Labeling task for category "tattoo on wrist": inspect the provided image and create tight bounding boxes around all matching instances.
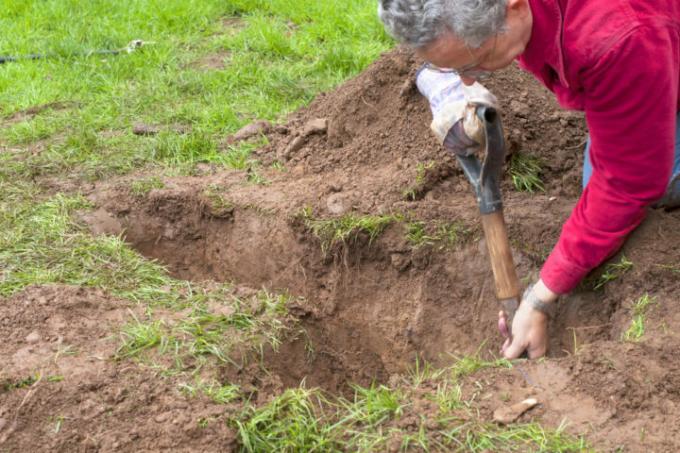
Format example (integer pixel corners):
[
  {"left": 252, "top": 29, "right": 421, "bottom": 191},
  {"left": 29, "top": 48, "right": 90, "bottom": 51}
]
[{"left": 523, "top": 284, "right": 557, "bottom": 319}]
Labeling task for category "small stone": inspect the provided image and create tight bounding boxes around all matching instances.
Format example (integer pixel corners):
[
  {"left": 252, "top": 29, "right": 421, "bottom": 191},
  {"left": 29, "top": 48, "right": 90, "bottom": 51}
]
[
  {"left": 509, "top": 100, "right": 530, "bottom": 117},
  {"left": 493, "top": 398, "right": 539, "bottom": 424},
  {"left": 326, "top": 193, "right": 348, "bottom": 215},
  {"left": 25, "top": 331, "right": 41, "bottom": 344},
  {"left": 390, "top": 253, "right": 410, "bottom": 272},
  {"left": 0, "top": 417, "right": 7, "bottom": 430},
  {"left": 155, "top": 412, "right": 170, "bottom": 423}
]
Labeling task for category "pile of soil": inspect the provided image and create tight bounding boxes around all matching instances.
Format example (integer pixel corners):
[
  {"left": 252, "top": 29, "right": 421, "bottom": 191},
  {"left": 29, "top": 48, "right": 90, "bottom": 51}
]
[{"left": 3, "top": 47, "right": 680, "bottom": 451}]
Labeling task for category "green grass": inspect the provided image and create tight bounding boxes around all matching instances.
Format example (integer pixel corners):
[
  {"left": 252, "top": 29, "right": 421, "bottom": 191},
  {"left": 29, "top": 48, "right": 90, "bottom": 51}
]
[
  {"left": 1, "top": 0, "right": 391, "bottom": 182},
  {"left": 201, "top": 185, "right": 235, "bottom": 217},
  {"left": 405, "top": 220, "right": 471, "bottom": 249},
  {"left": 402, "top": 161, "right": 436, "bottom": 201},
  {"left": 116, "top": 289, "right": 294, "bottom": 371},
  {"left": 622, "top": 293, "right": 655, "bottom": 342},
  {"left": 130, "top": 176, "right": 165, "bottom": 196},
  {"left": 593, "top": 255, "right": 633, "bottom": 290},
  {"left": 509, "top": 152, "right": 545, "bottom": 193},
  {"left": 2, "top": 374, "right": 39, "bottom": 392},
  {"left": 232, "top": 355, "right": 589, "bottom": 453},
  {"left": 179, "top": 379, "right": 241, "bottom": 404},
  {"left": 300, "top": 208, "right": 397, "bottom": 254}
]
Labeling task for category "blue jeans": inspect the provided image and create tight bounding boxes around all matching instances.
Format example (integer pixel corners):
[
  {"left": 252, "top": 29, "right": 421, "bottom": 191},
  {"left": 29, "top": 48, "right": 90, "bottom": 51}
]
[{"left": 583, "top": 112, "right": 680, "bottom": 206}]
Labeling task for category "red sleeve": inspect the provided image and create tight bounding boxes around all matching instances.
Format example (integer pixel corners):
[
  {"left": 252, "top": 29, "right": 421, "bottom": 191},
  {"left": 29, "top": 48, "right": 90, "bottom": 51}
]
[{"left": 540, "top": 26, "right": 679, "bottom": 294}]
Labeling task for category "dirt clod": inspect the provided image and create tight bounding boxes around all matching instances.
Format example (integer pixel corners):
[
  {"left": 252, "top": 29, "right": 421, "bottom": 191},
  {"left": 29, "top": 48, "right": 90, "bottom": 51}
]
[
  {"left": 301, "top": 117, "right": 328, "bottom": 137},
  {"left": 227, "top": 120, "right": 272, "bottom": 144}
]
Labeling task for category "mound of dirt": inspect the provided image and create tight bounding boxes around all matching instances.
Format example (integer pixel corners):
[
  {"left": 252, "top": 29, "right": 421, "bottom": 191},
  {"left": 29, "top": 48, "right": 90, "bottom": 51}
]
[{"left": 5, "top": 47, "right": 680, "bottom": 451}]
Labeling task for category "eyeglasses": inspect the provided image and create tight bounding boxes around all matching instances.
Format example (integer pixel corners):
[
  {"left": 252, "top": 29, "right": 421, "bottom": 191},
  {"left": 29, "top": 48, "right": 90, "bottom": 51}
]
[
  {"left": 423, "top": 62, "right": 492, "bottom": 80},
  {"left": 424, "top": 35, "right": 497, "bottom": 80}
]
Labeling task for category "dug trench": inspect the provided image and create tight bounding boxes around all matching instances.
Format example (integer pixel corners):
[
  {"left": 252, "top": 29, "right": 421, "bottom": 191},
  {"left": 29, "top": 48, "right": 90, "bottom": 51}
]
[
  {"left": 80, "top": 48, "right": 680, "bottom": 449},
  {"left": 88, "top": 183, "right": 610, "bottom": 395},
  {"left": 87, "top": 48, "right": 673, "bottom": 384}
]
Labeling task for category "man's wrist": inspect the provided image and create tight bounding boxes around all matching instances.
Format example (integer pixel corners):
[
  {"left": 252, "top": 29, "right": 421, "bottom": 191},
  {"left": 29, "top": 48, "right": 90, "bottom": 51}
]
[
  {"left": 533, "top": 279, "right": 559, "bottom": 304},
  {"left": 524, "top": 283, "right": 557, "bottom": 319}
]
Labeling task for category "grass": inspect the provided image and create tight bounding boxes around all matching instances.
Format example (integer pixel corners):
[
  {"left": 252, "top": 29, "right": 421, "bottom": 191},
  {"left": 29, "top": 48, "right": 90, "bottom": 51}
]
[
  {"left": 231, "top": 354, "right": 589, "bottom": 452},
  {"left": 622, "top": 293, "right": 655, "bottom": 342},
  {"left": 1, "top": 0, "right": 391, "bottom": 182},
  {"left": 236, "top": 387, "right": 339, "bottom": 452},
  {"left": 300, "top": 207, "right": 397, "bottom": 255},
  {"left": 405, "top": 220, "right": 471, "bottom": 249},
  {"left": 116, "top": 289, "right": 294, "bottom": 371},
  {"left": 403, "top": 161, "right": 436, "bottom": 201},
  {"left": 509, "top": 152, "right": 545, "bottom": 193},
  {"left": 593, "top": 255, "right": 633, "bottom": 290},
  {"left": 179, "top": 379, "right": 241, "bottom": 404},
  {"left": 2, "top": 374, "right": 39, "bottom": 392},
  {"left": 130, "top": 175, "right": 165, "bottom": 196},
  {"left": 201, "top": 185, "right": 235, "bottom": 217}
]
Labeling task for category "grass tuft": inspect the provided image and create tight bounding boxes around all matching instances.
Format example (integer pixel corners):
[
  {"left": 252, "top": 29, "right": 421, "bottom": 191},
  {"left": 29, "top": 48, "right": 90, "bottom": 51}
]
[
  {"left": 130, "top": 176, "right": 165, "bottom": 197},
  {"left": 300, "top": 208, "right": 396, "bottom": 254},
  {"left": 231, "top": 353, "right": 587, "bottom": 452},
  {"left": 405, "top": 220, "right": 471, "bottom": 249},
  {"left": 201, "top": 185, "right": 234, "bottom": 217},
  {"left": 116, "top": 289, "right": 293, "bottom": 371},
  {"left": 402, "top": 161, "right": 436, "bottom": 201},
  {"left": 593, "top": 255, "right": 633, "bottom": 290},
  {"left": 179, "top": 380, "right": 241, "bottom": 405},
  {"left": 235, "top": 388, "right": 338, "bottom": 453},
  {"left": 622, "top": 293, "right": 655, "bottom": 342},
  {"left": 509, "top": 152, "right": 545, "bottom": 193}
]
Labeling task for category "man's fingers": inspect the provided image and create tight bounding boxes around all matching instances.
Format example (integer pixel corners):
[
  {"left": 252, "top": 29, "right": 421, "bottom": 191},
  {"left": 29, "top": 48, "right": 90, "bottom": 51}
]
[
  {"left": 527, "top": 344, "right": 548, "bottom": 359},
  {"left": 498, "top": 310, "right": 509, "bottom": 338},
  {"left": 502, "top": 339, "right": 527, "bottom": 359},
  {"left": 500, "top": 337, "right": 511, "bottom": 354}
]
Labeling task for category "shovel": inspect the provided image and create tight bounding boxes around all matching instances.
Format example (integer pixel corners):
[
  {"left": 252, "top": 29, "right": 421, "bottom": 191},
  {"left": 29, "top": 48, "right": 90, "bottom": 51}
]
[{"left": 450, "top": 105, "right": 521, "bottom": 338}]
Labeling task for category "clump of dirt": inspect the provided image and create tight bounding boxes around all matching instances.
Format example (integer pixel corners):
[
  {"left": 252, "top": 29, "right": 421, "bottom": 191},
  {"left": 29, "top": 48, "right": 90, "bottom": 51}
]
[{"left": 5, "top": 47, "right": 680, "bottom": 451}]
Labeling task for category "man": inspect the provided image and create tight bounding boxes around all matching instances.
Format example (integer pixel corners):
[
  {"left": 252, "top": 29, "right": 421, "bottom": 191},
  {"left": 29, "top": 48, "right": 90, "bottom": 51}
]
[{"left": 378, "top": 0, "right": 680, "bottom": 358}]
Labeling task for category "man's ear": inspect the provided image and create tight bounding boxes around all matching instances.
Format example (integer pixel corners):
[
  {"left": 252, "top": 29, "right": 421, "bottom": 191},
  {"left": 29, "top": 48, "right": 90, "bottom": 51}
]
[{"left": 506, "top": 0, "right": 531, "bottom": 19}]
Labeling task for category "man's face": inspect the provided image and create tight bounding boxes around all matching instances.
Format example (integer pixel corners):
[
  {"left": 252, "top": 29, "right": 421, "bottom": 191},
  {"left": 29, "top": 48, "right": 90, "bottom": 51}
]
[{"left": 416, "top": 0, "right": 533, "bottom": 85}]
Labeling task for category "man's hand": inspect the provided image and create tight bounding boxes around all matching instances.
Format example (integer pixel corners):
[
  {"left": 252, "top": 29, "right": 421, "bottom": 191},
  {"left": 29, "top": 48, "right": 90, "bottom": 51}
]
[
  {"left": 415, "top": 67, "right": 498, "bottom": 155},
  {"left": 500, "top": 279, "right": 558, "bottom": 359}
]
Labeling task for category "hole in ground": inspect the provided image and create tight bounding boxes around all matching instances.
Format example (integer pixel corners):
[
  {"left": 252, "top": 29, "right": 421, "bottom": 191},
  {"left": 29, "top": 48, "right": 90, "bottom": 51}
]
[{"left": 90, "top": 188, "right": 616, "bottom": 392}]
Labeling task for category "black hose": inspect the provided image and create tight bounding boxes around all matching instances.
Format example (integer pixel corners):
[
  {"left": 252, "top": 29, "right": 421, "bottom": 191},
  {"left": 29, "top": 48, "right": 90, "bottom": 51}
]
[{"left": 0, "top": 40, "right": 146, "bottom": 65}]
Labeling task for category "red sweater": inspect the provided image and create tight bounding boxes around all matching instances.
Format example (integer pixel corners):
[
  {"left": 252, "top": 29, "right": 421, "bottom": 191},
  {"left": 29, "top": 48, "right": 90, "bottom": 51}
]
[{"left": 517, "top": 0, "right": 680, "bottom": 294}]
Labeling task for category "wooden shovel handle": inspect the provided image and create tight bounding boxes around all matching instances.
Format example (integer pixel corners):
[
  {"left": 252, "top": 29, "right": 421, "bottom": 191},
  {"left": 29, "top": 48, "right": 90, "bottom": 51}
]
[{"left": 481, "top": 211, "right": 520, "bottom": 302}]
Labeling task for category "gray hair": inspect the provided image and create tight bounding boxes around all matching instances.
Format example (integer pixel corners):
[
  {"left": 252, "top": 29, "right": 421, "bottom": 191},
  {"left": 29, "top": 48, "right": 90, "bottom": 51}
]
[{"left": 378, "top": 0, "right": 507, "bottom": 49}]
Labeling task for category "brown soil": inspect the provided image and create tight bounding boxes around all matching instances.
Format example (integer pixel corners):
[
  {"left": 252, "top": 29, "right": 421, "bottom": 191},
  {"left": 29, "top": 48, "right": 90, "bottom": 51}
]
[
  {"left": 3, "top": 47, "right": 680, "bottom": 451},
  {"left": 0, "top": 286, "right": 238, "bottom": 452}
]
